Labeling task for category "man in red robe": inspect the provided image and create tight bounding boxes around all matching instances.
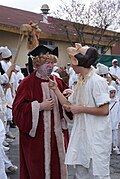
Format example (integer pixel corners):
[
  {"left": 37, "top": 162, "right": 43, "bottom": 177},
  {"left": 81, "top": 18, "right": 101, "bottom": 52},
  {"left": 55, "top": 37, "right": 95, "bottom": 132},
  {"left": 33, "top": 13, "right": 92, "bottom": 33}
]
[{"left": 12, "top": 45, "right": 70, "bottom": 179}]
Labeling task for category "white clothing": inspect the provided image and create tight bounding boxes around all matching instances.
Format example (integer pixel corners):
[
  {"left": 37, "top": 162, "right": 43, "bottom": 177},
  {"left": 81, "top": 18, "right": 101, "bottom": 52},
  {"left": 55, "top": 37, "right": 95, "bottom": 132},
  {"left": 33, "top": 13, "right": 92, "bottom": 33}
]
[
  {"left": 0, "top": 85, "right": 7, "bottom": 123},
  {"left": 75, "top": 160, "right": 111, "bottom": 179},
  {"left": 13, "top": 71, "right": 24, "bottom": 92},
  {"left": 0, "top": 73, "right": 9, "bottom": 85},
  {"left": 109, "top": 66, "right": 120, "bottom": 79},
  {"left": 65, "top": 68, "right": 112, "bottom": 176},
  {"left": 0, "top": 148, "right": 7, "bottom": 179},
  {"left": 112, "top": 129, "right": 119, "bottom": 147},
  {"left": 109, "top": 98, "right": 120, "bottom": 129},
  {"left": 0, "top": 61, "right": 14, "bottom": 121},
  {"left": 1, "top": 147, "right": 12, "bottom": 169},
  {"left": 0, "top": 119, "right": 5, "bottom": 144},
  {"left": 0, "top": 120, "right": 7, "bottom": 179},
  {"left": 66, "top": 66, "right": 76, "bottom": 89},
  {"left": 0, "top": 73, "right": 9, "bottom": 123},
  {"left": 51, "top": 71, "right": 61, "bottom": 78}
]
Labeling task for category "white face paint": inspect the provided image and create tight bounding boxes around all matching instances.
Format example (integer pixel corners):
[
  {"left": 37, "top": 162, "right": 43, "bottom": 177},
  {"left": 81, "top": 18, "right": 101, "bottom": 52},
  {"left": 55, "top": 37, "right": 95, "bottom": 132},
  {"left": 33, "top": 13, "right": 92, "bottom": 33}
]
[{"left": 38, "top": 62, "right": 54, "bottom": 77}]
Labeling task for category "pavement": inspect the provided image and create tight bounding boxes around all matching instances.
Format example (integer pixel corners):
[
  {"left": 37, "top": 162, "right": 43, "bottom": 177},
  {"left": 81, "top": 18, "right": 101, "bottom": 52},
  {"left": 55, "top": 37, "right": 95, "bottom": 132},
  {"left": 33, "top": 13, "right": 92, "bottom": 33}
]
[{"left": 6, "top": 127, "right": 120, "bottom": 179}]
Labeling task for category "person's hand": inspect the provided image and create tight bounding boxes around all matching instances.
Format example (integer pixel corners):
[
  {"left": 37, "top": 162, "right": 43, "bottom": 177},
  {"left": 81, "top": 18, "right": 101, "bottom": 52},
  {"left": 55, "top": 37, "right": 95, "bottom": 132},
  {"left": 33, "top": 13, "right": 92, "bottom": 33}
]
[
  {"left": 2, "top": 82, "right": 11, "bottom": 90},
  {"left": 63, "top": 102, "right": 71, "bottom": 112},
  {"left": 63, "top": 89, "right": 73, "bottom": 98},
  {"left": 40, "top": 98, "right": 54, "bottom": 111},
  {"left": 70, "top": 104, "right": 84, "bottom": 114},
  {"left": 48, "top": 76, "right": 58, "bottom": 91}
]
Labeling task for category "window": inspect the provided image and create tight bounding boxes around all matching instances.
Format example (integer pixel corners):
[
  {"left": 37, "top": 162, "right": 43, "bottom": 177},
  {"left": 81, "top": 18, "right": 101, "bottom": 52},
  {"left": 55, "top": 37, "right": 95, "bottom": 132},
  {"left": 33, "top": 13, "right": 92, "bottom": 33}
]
[{"left": 38, "top": 40, "right": 55, "bottom": 46}]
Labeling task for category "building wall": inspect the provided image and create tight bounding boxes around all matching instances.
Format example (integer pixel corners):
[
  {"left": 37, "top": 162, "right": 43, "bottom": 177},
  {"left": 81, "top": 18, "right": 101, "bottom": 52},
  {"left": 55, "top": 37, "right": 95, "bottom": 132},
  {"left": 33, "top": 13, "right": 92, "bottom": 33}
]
[
  {"left": 0, "top": 31, "right": 70, "bottom": 68},
  {"left": 55, "top": 41, "right": 71, "bottom": 67},
  {"left": 1, "top": 30, "right": 115, "bottom": 69},
  {"left": 0, "top": 31, "right": 29, "bottom": 67},
  {"left": 112, "top": 43, "right": 120, "bottom": 55}
]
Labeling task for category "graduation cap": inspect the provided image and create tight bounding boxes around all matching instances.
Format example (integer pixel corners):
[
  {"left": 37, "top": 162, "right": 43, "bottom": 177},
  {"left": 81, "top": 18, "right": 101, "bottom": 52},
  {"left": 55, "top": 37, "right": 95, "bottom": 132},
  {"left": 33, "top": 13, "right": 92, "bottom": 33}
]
[
  {"left": 27, "top": 45, "right": 58, "bottom": 74},
  {"left": 28, "top": 45, "right": 58, "bottom": 57}
]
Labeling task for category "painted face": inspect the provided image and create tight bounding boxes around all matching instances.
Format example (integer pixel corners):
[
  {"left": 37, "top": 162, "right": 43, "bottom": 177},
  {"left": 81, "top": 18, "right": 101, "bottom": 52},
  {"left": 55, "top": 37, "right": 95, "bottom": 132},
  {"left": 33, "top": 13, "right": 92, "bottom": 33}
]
[{"left": 39, "top": 61, "right": 54, "bottom": 77}]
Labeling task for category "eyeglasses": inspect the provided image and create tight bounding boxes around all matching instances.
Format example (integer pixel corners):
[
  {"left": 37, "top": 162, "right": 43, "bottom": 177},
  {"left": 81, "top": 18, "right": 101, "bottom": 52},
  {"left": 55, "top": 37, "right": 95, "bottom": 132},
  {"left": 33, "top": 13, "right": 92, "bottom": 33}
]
[{"left": 100, "top": 74, "right": 107, "bottom": 77}]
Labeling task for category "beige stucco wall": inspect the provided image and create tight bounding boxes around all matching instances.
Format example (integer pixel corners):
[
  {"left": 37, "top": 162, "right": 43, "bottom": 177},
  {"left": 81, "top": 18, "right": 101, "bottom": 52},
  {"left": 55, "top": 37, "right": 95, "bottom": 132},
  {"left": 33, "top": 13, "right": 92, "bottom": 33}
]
[
  {"left": 0, "top": 31, "right": 29, "bottom": 67},
  {"left": 0, "top": 31, "right": 70, "bottom": 68},
  {"left": 105, "top": 48, "right": 111, "bottom": 55},
  {"left": 55, "top": 41, "right": 71, "bottom": 67}
]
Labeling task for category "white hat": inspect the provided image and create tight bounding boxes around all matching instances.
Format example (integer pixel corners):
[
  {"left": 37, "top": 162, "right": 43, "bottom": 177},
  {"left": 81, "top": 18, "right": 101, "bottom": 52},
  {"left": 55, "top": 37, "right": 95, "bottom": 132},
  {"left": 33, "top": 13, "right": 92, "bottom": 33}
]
[
  {"left": 108, "top": 85, "right": 116, "bottom": 92},
  {"left": 96, "top": 63, "right": 109, "bottom": 75},
  {"left": 1, "top": 46, "right": 12, "bottom": 59},
  {"left": 112, "top": 59, "right": 118, "bottom": 63},
  {"left": 15, "top": 65, "right": 21, "bottom": 72}
]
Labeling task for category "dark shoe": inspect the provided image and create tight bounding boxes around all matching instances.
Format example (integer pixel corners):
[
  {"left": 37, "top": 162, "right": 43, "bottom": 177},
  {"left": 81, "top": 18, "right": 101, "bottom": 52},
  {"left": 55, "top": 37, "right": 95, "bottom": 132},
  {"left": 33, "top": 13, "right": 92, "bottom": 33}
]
[{"left": 10, "top": 122, "right": 16, "bottom": 128}]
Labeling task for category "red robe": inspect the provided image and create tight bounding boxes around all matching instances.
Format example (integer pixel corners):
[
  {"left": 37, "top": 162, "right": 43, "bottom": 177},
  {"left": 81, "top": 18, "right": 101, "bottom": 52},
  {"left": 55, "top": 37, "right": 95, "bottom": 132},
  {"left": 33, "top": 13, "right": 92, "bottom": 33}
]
[{"left": 12, "top": 72, "right": 69, "bottom": 179}]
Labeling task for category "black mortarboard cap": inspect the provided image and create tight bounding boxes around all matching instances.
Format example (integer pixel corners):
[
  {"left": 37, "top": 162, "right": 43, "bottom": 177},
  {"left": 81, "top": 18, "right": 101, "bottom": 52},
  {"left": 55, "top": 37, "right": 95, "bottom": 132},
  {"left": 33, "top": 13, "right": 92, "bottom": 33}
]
[
  {"left": 28, "top": 45, "right": 58, "bottom": 57},
  {"left": 27, "top": 45, "right": 58, "bottom": 74}
]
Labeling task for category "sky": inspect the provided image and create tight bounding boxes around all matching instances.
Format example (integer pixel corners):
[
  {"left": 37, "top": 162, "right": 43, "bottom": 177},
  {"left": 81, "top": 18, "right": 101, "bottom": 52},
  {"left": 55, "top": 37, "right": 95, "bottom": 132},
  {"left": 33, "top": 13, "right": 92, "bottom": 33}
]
[
  {"left": 0, "top": 0, "right": 91, "bottom": 14},
  {"left": 0, "top": 0, "right": 67, "bottom": 13}
]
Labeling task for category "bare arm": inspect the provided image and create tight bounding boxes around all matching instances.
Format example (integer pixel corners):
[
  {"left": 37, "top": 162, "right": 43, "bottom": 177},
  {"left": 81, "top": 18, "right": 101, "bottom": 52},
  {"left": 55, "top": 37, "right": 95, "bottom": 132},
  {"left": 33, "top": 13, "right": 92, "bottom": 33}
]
[
  {"left": 49, "top": 77, "right": 109, "bottom": 116},
  {"left": 69, "top": 103, "right": 109, "bottom": 116}
]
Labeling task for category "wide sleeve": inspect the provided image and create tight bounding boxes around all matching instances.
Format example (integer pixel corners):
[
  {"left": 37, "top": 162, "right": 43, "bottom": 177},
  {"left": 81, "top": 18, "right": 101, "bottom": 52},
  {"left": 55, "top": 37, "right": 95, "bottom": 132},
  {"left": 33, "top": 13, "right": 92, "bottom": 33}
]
[
  {"left": 92, "top": 78, "right": 110, "bottom": 107},
  {"left": 12, "top": 78, "right": 35, "bottom": 134}
]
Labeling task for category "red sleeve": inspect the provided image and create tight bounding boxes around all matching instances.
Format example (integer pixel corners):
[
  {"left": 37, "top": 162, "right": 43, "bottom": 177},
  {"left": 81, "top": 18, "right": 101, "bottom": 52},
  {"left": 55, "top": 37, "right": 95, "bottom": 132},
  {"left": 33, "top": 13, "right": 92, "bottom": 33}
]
[{"left": 12, "top": 77, "right": 34, "bottom": 134}]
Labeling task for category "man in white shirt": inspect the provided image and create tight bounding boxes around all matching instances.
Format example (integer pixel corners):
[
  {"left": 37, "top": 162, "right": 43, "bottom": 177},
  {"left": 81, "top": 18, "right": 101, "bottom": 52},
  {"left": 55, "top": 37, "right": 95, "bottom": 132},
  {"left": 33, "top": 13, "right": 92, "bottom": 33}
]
[
  {"left": 109, "top": 59, "right": 120, "bottom": 79},
  {"left": 49, "top": 43, "right": 112, "bottom": 179}
]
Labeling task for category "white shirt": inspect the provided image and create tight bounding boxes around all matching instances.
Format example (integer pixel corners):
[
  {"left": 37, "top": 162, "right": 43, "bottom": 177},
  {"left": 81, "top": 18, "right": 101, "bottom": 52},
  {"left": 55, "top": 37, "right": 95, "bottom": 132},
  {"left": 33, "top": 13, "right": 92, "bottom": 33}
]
[
  {"left": 109, "top": 97, "right": 120, "bottom": 129},
  {"left": 109, "top": 66, "right": 120, "bottom": 79},
  {"left": 65, "top": 68, "right": 112, "bottom": 176}
]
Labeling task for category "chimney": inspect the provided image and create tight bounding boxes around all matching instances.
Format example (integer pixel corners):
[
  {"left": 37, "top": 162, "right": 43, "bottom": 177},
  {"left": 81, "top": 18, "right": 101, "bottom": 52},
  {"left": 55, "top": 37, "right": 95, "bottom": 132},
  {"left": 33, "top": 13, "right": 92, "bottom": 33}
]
[{"left": 41, "top": 4, "right": 50, "bottom": 23}]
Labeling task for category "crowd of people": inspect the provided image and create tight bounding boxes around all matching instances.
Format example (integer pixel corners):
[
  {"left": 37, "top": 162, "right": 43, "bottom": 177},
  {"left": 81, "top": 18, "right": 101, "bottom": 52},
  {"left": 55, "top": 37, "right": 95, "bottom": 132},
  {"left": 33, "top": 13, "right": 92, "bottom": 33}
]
[{"left": 0, "top": 43, "right": 120, "bottom": 179}]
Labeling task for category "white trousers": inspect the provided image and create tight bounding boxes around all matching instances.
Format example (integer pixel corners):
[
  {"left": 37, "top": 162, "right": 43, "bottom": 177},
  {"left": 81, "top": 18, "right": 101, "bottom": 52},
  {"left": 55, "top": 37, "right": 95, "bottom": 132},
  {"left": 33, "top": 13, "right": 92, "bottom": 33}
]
[
  {"left": 0, "top": 147, "right": 7, "bottom": 179},
  {"left": 74, "top": 160, "right": 111, "bottom": 179},
  {"left": 112, "top": 129, "right": 119, "bottom": 147},
  {"left": 0, "top": 120, "right": 7, "bottom": 179}
]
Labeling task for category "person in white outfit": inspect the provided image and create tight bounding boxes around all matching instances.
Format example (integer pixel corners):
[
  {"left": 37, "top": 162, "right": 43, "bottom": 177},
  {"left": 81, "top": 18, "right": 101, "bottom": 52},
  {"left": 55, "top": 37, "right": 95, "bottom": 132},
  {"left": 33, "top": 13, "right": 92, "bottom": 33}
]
[
  {"left": 51, "top": 66, "right": 61, "bottom": 78},
  {"left": 66, "top": 63, "right": 77, "bottom": 89},
  {"left": 0, "top": 62, "right": 17, "bottom": 178},
  {"left": 96, "top": 63, "right": 119, "bottom": 90},
  {"left": 0, "top": 46, "right": 15, "bottom": 140},
  {"left": 108, "top": 85, "right": 120, "bottom": 155},
  {"left": 109, "top": 59, "right": 120, "bottom": 99},
  {"left": 49, "top": 43, "right": 112, "bottom": 179},
  {"left": 109, "top": 59, "right": 120, "bottom": 79},
  {"left": 13, "top": 65, "right": 24, "bottom": 93},
  {"left": 0, "top": 119, "right": 7, "bottom": 179}
]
